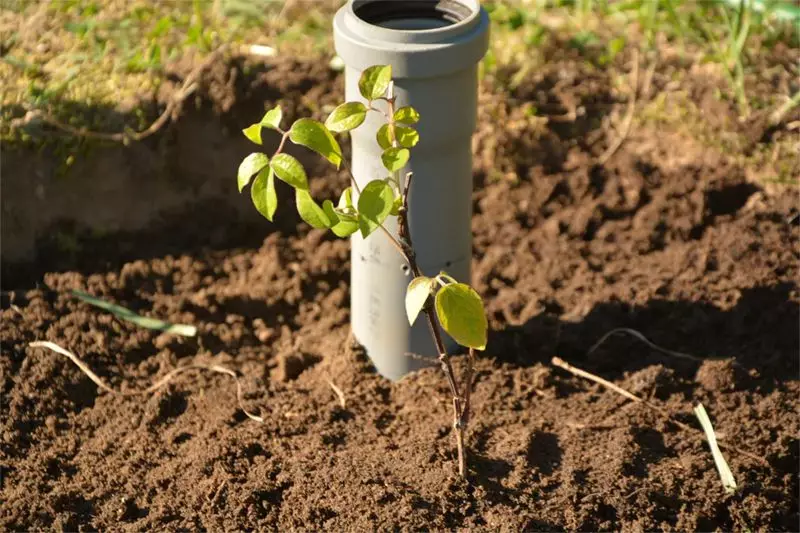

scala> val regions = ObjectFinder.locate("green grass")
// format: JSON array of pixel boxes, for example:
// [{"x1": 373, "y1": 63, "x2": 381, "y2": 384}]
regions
[
  {"x1": 1, "y1": 0, "x2": 339, "y2": 136},
  {"x1": 2, "y1": 0, "x2": 796, "y2": 170}
]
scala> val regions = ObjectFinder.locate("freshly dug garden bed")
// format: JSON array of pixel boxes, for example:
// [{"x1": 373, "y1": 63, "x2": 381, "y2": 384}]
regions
[{"x1": 2, "y1": 51, "x2": 798, "y2": 531}]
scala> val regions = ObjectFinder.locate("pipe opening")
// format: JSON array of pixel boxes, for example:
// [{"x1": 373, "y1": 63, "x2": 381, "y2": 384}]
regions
[{"x1": 353, "y1": 0, "x2": 473, "y2": 31}]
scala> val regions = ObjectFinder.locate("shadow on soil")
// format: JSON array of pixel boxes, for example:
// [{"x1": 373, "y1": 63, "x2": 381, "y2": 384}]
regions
[{"x1": 486, "y1": 282, "x2": 800, "y2": 386}]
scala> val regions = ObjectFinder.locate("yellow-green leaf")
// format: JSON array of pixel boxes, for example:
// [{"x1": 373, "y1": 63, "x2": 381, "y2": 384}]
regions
[
  {"x1": 242, "y1": 124, "x2": 262, "y2": 145},
  {"x1": 325, "y1": 102, "x2": 368, "y2": 133},
  {"x1": 237, "y1": 152, "x2": 269, "y2": 192},
  {"x1": 395, "y1": 126, "x2": 419, "y2": 148},
  {"x1": 394, "y1": 106, "x2": 420, "y2": 125},
  {"x1": 405, "y1": 276, "x2": 434, "y2": 325},
  {"x1": 357, "y1": 179, "x2": 394, "y2": 238},
  {"x1": 296, "y1": 190, "x2": 332, "y2": 229},
  {"x1": 381, "y1": 147, "x2": 410, "y2": 172},
  {"x1": 435, "y1": 282, "x2": 488, "y2": 350},
  {"x1": 376, "y1": 123, "x2": 392, "y2": 150},
  {"x1": 270, "y1": 153, "x2": 308, "y2": 190},
  {"x1": 260, "y1": 105, "x2": 283, "y2": 130},
  {"x1": 289, "y1": 118, "x2": 342, "y2": 168},
  {"x1": 251, "y1": 167, "x2": 277, "y2": 221},
  {"x1": 359, "y1": 65, "x2": 392, "y2": 100}
]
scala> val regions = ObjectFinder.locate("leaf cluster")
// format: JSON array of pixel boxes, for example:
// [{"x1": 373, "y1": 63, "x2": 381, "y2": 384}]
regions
[{"x1": 236, "y1": 64, "x2": 487, "y2": 352}]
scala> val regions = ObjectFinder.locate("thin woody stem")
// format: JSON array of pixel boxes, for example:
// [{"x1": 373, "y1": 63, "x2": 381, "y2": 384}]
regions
[{"x1": 397, "y1": 159, "x2": 468, "y2": 478}]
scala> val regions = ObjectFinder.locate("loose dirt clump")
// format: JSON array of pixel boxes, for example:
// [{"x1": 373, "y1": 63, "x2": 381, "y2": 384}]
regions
[{"x1": 1, "y1": 49, "x2": 798, "y2": 530}]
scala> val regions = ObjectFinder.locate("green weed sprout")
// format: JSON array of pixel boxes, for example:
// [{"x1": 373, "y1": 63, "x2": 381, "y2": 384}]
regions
[{"x1": 236, "y1": 65, "x2": 487, "y2": 478}]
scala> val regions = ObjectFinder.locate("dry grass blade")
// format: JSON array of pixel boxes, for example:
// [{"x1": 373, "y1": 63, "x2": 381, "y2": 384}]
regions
[
  {"x1": 326, "y1": 379, "x2": 346, "y2": 409},
  {"x1": 72, "y1": 290, "x2": 196, "y2": 337},
  {"x1": 694, "y1": 403, "x2": 738, "y2": 494},
  {"x1": 550, "y1": 356, "x2": 766, "y2": 466},
  {"x1": 28, "y1": 341, "x2": 263, "y2": 423}
]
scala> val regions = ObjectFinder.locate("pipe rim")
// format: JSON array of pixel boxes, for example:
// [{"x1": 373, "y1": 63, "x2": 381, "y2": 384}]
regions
[{"x1": 346, "y1": 0, "x2": 481, "y2": 43}]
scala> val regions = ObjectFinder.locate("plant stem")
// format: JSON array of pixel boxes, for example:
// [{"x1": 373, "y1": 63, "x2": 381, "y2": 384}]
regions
[{"x1": 397, "y1": 166, "x2": 469, "y2": 478}]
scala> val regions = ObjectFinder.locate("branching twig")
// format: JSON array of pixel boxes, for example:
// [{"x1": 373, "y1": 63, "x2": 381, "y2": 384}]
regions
[
  {"x1": 28, "y1": 340, "x2": 264, "y2": 422},
  {"x1": 550, "y1": 356, "x2": 767, "y2": 466},
  {"x1": 10, "y1": 45, "x2": 229, "y2": 143}
]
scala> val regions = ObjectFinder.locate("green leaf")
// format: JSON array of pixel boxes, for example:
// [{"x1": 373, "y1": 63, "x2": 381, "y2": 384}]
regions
[
  {"x1": 260, "y1": 105, "x2": 283, "y2": 130},
  {"x1": 395, "y1": 126, "x2": 419, "y2": 148},
  {"x1": 357, "y1": 179, "x2": 395, "y2": 238},
  {"x1": 237, "y1": 152, "x2": 269, "y2": 192},
  {"x1": 72, "y1": 290, "x2": 196, "y2": 336},
  {"x1": 326, "y1": 198, "x2": 358, "y2": 237},
  {"x1": 242, "y1": 124, "x2": 263, "y2": 145},
  {"x1": 325, "y1": 102, "x2": 367, "y2": 133},
  {"x1": 269, "y1": 153, "x2": 308, "y2": 190},
  {"x1": 322, "y1": 199, "x2": 340, "y2": 226},
  {"x1": 358, "y1": 65, "x2": 392, "y2": 100},
  {"x1": 381, "y1": 147, "x2": 410, "y2": 172},
  {"x1": 376, "y1": 124, "x2": 392, "y2": 150},
  {"x1": 337, "y1": 186, "x2": 354, "y2": 211},
  {"x1": 296, "y1": 190, "x2": 332, "y2": 229},
  {"x1": 289, "y1": 118, "x2": 342, "y2": 168},
  {"x1": 394, "y1": 106, "x2": 420, "y2": 125},
  {"x1": 405, "y1": 276, "x2": 435, "y2": 325},
  {"x1": 251, "y1": 167, "x2": 277, "y2": 221},
  {"x1": 434, "y1": 282, "x2": 488, "y2": 350}
]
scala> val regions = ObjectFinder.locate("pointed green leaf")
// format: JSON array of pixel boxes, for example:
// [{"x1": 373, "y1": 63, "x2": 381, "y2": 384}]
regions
[
  {"x1": 71, "y1": 290, "x2": 196, "y2": 336},
  {"x1": 322, "y1": 199, "x2": 340, "y2": 226},
  {"x1": 338, "y1": 186, "x2": 354, "y2": 211},
  {"x1": 405, "y1": 276, "x2": 435, "y2": 325},
  {"x1": 289, "y1": 118, "x2": 342, "y2": 168},
  {"x1": 376, "y1": 124, "x2": 392, "y2": 150},
  {"x1": 269, "y1": 153, "x2": 308, "y2": 190},
  {"x1": 394, "y1": 106, "x2": 420, "y2": 125},
  {"x1": 251, "y1": 167, "x2": 277, "y2": 221},
  {"x1": 296, "y1": 190, "x2": 332, "y2": 229},
  {"x1": 395, "y1": 126, "x2": 419, "y2": 148},
  {"x1": 381, "y1": 147, "x2": 410, "y2": 172},
  {"x1": 260, "y1": 105, "x2": 283, "y2": 130},
  {"x1": 237, "y1": 152, "x2": 269, "y2": 192},
  {"x1": 325, "y1": 102, "x2": 367, "y2": 133},
  {"x1": 358, "y1": 65, "x2": 392, "y2": 100},
  {"x1": 242, "y1": 124, "x2": 263, "y2": 145},
  {"x1": 327, "y1": 197, "x2": 358, "y2": 237},
  {"x1": 357, "y1": 179, "x2": 395, "y2": 238},
  {"x1": 434, "y1": 282, "x2": 488, "y2": 350}
]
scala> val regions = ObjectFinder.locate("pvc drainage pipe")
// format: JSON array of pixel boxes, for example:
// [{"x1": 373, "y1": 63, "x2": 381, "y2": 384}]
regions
[{"x1": 334, "y1": 0, "x2": 489, "y2": 381}]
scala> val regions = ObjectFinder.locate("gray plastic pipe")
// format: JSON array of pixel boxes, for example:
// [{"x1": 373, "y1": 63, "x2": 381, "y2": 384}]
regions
[{"x1": 333, "y1": 0, "x2": 489, "y2": 380}]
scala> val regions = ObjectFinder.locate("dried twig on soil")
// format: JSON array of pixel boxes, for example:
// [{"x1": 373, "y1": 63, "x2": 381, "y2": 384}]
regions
[
  {"x1": 598, "y1": 49, "x2": 640, "y2": 165},
  {"x1": 10, "y1": 45, "x2": 229, "y2": 143},
  {"x1": 550, "y1": 356, "x2": 767, "y2": 466},
  {"x1": 28, "y1": 340, "x2": 264, "y2": 422}
]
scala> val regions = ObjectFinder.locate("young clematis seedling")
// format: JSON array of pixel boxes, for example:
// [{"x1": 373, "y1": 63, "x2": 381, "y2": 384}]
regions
[{"x1": 236, "y1": 65, "x2": 488, "y2": 478}]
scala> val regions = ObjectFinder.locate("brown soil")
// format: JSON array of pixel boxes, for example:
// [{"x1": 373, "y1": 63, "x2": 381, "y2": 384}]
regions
[{"x1": 2, "y1": 48, "x2": 798, "y2": 531}]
